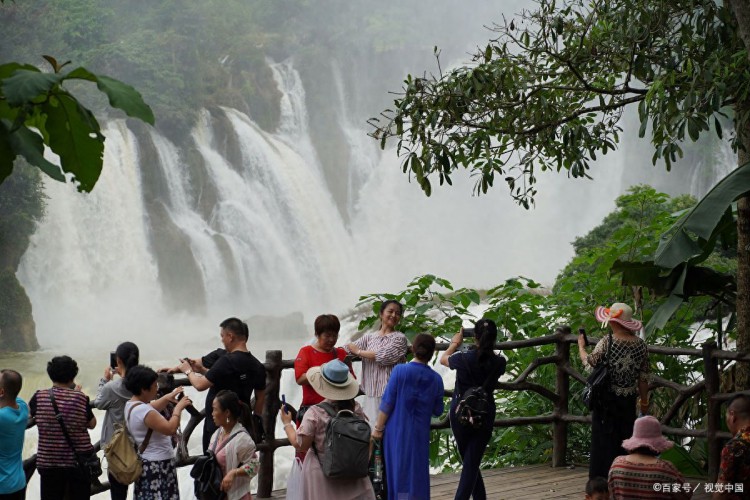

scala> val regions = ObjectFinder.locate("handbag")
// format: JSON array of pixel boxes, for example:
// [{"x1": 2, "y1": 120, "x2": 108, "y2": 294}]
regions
[
  {"x1": 582, "y1": 332, "x2": 613, "y2": 411},
  {"x1": 190, "y1": 430, "x2": 243, "y2": 500},
  {"x1": 47, "y1": 389, "x2": 103, "y2": 484},
  {"x1": 285, "y1": 457, "x2": 304, "y2": 500}
]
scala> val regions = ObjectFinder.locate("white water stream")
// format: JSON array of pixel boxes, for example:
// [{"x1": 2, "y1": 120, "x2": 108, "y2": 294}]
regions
[{"x1": 7, "y1": 55, "x2": 735, "y2": 497}]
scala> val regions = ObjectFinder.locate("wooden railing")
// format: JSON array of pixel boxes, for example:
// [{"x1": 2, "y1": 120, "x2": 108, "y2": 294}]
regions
[{"x1": 22, "y1": 325, "x2": 750, "y2": 498}]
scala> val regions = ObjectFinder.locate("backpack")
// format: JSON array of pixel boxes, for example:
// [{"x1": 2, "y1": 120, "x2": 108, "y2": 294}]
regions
[
  {"x1": 455, "y1": 356, "x2": 502, "y2": 429},
  {"x1": 190, "y1": 431, "x2": 243, "y2": 500},
  {"x1": 312, "y1": 402, "x2": 371, "y2": 480},
  {"x1": 103, "y1": 402, "x2": 152, "y2": 485},
  {"x1": 455, "y1": 386, "x2": 491, "y2": 429}
]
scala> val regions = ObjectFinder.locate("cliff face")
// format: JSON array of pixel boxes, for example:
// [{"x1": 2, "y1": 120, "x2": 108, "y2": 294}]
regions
[
  {"x1": 0, "y1": 164, "x2": 44, "y2": 352},
  {"x1": 0, "y1": 270, "x2": 39, "y2": 352}
]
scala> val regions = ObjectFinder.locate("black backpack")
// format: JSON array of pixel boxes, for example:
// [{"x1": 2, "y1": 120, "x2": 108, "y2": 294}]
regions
[
  {"x1": 191, "y1": 431, "x2": 242, "y2": 500},
  {"x1": 455, "y1": 358, "x2": 502, "y2": 429},
  {"x1": 456, "y1": 386, "x2": 491, "y2": 429},
  {"x1": 312, "y1": 402, "x2": 371, "y2": 479}
]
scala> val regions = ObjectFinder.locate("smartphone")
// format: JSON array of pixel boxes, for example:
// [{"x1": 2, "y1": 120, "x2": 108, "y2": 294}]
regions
[
  {"x1": 463, "y1": 327, "x2": 475, "y2": 338},
  {"x1": 281, "y1": 394, "x2": 288, "y2": 412},
  {"x1": 578, "y1": 327, "x2": 588, "y2": 345},
  {"x1": 109, "y1": 351, "x2": 117, "y2": 370},
  {"x1": 175, "y1": 392, "x2": 184, "y2": 402}
]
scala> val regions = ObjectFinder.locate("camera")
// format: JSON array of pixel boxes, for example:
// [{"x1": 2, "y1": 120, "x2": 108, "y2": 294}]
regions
[
  {"x1": 109, "y1": 351, "x2": 117, "y2": 370},
  {"x1": 463, "y1": 328, "x2": 475, "y2": 338}
]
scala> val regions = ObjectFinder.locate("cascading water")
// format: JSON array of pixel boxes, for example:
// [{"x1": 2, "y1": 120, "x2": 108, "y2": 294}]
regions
[{"x1": 10, "y1": 54, "x2": 739, "y2": 498}]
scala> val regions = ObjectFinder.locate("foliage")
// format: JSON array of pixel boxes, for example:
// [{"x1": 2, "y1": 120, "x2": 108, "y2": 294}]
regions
[
  {"x1": 357, "y1": 187, "x2": 723, "y2": 473},
  {"x1": 0, "y1": 56, "x2": 154, "y2": 190},
  {"x1": 370, "y1": 0, "x2": 746, "y2": 207},
  {"x1": 0, "y1": 0, "x2": 482, "y2": 138},
  {"x1": 611, "y1": 163, "x2": 750, "y2": 336}
]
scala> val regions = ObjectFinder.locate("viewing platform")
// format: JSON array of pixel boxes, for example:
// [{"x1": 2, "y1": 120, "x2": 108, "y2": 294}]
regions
[{"x1": 265, "y1": 463, "x2": 713, "y2": 499}]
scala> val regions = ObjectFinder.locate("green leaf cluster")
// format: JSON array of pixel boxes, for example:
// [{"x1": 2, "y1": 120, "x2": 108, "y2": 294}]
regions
[
  {"x1": 356, "y1": 186, "x2": 729, "y2": 473},
  {"x1": 0, "y1": 57, "x2": 154, "y2": 191},
  {"x1": 371, "y1": 0, "x2": 748, "y2": 208}
]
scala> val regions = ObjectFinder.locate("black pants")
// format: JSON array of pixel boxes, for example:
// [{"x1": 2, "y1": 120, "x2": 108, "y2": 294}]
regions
[
  {"x1": 589, "y1": 393, "x2": 637, "y2": 479},
  {"x1": 449, "y1": 399, "x2": 496, "y2": 500},
  {"x1": 39, "y1": 467, "x2": 90, "y2": 500},
  {"x1": 107, "y1": 472, "x2": 128, "y2": 500},
  {"x1": 0, "y1": 486, "x2": 26, "y2": 500}
]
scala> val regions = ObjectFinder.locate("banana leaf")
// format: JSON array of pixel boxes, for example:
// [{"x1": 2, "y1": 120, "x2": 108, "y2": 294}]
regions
[{"x1": 655, "y1": 161, "x2": 750, "y2": 270}]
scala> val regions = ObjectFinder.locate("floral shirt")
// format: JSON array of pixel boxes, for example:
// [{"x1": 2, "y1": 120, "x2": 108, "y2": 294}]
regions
[{"x1": 717, "y1": 425, "x2": 750, "y2": 499}]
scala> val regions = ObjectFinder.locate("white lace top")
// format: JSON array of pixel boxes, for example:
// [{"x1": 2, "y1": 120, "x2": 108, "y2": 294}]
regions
[{"x1": 586, "y1": 335, "x2": 650, "y2": 396}]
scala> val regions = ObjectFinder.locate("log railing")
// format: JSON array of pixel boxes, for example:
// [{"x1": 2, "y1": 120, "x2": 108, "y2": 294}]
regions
[{"x1": 22, "y1": 326, "x2": 750, "y2": 497}]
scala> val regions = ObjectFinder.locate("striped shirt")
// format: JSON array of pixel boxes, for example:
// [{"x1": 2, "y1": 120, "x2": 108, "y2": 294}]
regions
[
  {"x1": 608, "y1": 455, "x2": 691, "y2": 499},
  {"x1": 348, "y1": 331, "x2": 408, "y2": 398},
  {"x1": 29, "y1": 387, "x2": 95, "y2": 469}
]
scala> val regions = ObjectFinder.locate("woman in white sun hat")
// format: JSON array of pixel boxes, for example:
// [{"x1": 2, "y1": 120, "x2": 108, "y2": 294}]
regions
[
  {"x1": 577, "y1": 302, "x2": 651, "y2": 479},
  {"x1": 279, "y1": 360, "x2": 375, "y2": 500}
]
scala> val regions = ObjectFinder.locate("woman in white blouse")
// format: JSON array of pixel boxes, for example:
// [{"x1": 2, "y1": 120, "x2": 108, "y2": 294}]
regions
[
  {"x1": 346, "y1": 300, "x2": 408, "y2": 425},
  {"x1": 209, "y1": 390, "x2": 259, "y2": 500},
  {"x1": 124, "y1": 365, "x2": 192, "y2": 500}
]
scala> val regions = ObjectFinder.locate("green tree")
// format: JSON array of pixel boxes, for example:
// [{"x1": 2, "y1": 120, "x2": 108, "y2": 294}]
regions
[
  {"x1": 372, "y1": 0, "x2": 750, "y2": 389},
  {"x1": 357, "y1": 187, "x2": 720, "y2": 472}
]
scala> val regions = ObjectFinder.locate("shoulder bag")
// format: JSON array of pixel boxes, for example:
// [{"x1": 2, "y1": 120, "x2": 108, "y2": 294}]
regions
[
  {"x1": 582, "y1": 332, "x2": 613, "y2": 411},
  {"x1": 48, "y1": 388, "x2": 103, "y2": 485}
]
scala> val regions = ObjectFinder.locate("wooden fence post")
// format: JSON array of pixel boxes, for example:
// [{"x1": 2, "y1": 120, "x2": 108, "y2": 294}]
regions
[
  {"x1": 702, "y1": 341, "x2": 721, "y2": 481},
  {"x1": 257, "y1": 350, "x2": 282, "y2": 498},
  {"x1": 552, "y1": 325, "x2": 571, "y2": 467}
]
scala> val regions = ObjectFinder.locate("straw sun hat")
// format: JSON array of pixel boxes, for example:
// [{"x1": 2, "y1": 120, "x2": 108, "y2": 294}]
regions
[
  {"x1": 306, "y1": 359, "x2": 359, "y2": 401},
  {"x1": 621, "y1": 416, "x2": 674, "y2": 454},
  {"x1": 594, "y1": 302, "x2": 643, "y2": 332}
]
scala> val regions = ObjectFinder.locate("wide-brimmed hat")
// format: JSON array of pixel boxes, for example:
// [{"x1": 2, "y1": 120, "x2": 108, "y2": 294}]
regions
[
  {"x1": 306, "y1": 360, "x2": 359, "y2": 401},
  {"x1": 621, "y1": 416, "x2": 673, "y2": 453},
  {"x1": 594, "y1": 302, "x2": 643, "y2": 332}
]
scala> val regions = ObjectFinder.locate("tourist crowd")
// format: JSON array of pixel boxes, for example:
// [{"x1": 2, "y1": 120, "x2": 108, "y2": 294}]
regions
[{"x1": 0, "y1": 302, "x2": 748, "y2": 500}]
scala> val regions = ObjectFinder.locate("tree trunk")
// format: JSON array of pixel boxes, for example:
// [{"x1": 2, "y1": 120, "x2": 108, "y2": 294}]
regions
[
  {"x1": 735, "y1": 121, "x2": 750, "y2": 391},
  {"x1": 730, "y1": 0, "x2": 750, "y2": 391}
]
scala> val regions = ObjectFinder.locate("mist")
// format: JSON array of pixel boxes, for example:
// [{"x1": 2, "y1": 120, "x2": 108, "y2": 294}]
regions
[{"x1": 1, "y1": 0, "x2": 731, "y2": 347}]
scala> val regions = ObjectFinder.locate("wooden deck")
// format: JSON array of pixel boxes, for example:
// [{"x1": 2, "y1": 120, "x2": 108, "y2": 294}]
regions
[{"x1": 264, "y1": 463, "x2": 713, "y2": 499}]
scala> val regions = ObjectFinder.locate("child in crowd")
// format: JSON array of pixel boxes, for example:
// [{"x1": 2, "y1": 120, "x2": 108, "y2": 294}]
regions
[{"x1": 585, "y1": 476, "x2": 609, "y2": 500}]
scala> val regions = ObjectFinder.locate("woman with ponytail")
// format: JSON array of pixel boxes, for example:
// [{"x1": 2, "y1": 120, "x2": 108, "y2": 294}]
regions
[
  {"x1": 440, "y1": 319, "x2": 506, "y2": 500},
  {"x1": 210, "y1": 390, "x2": 259, "y2": 500},
  {"x1": 93, "y1": 341, "x2": 139, "y2": 500}
]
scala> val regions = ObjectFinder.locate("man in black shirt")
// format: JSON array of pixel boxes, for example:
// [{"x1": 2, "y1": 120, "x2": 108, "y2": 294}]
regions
[{"x1": 176, "y1": 318, "x2": 266, "y2": 451}]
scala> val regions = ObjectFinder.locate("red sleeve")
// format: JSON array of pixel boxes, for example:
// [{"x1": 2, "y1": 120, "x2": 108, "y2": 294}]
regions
[{"x1": 294, "y1": 346, "x2": 311, "y2": 381}]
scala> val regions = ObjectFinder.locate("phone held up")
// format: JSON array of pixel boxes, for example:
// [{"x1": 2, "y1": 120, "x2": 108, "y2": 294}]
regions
[
  {"x1": 578, "y1": 327, "x2": 588, "y2": 345},
  {"x1": 281, "y1": 394, "x2": 288, "y2": 413},
  {"x1": 462, "y1": 327, "x2": 475, "y2": 338},
  {"x1": 109, "y1": 351, "x2": 117, "y2": 370}
]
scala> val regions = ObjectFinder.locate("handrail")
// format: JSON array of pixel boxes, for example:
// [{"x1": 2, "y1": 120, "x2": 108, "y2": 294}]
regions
[{"x1": 21, "y1": 326, "x2": 750, "y2": 497}]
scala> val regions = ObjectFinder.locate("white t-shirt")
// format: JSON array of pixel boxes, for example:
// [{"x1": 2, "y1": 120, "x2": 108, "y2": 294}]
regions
[{"x1": 124, "y1": 401, "x2": 175, "y2": 462}]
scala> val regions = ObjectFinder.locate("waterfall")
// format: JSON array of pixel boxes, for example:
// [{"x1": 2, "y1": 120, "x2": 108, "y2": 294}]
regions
[
  {"x1": 17, "y1": 122, "x2": 166, "y2": 349},
  {"x1": 18, "y1": 58, "x2": 729, "y2": 351},
  {"x1": 18, "y1": 60, "x2": 360, "y2": 348}
]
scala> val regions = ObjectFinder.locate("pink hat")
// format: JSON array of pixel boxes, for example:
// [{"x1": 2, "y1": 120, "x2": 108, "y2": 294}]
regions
[
  {"x1": 594, "y1": 302, "x2": 643, "y2": 332},
  {"x1": 621, "y1": 416, "x2": 673, "y2": 453}
]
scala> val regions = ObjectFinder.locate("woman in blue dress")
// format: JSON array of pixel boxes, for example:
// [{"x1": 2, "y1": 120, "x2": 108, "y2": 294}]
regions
[
  {"x1": 440, "y1": 319, "x2": 506, "y2": 500},
  {"x1": 371, "y1": 333, "x2": 444, "y2": 500}
]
